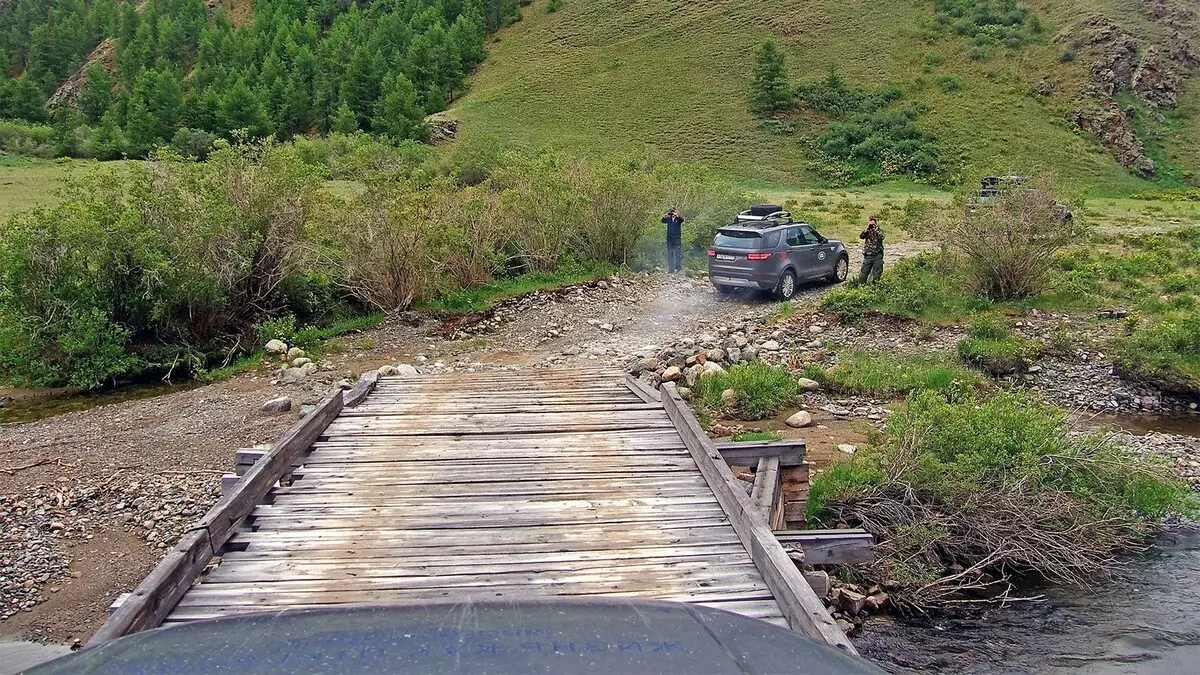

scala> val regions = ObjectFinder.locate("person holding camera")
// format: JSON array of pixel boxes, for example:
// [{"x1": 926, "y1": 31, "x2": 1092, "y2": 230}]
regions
[
  {"x1": 661, "y1": 207, "x2": 685, "y2": 273},
  {"x1": 858, "y1": 216, "x2": 884, "y2": 284}
]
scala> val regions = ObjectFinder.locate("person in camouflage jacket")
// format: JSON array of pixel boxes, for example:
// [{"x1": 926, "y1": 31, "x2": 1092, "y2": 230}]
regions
[{"x1": 858, "y1": 217, "x2": 884, "y2": 284}]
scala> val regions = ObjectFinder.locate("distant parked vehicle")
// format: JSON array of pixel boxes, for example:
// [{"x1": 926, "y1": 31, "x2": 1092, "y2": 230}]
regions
[
  {"x1": 971, "y1": 176, "x2": 1073, "y2": 222},
  {"x1": 707, "y1": 205, "x2": 849, "y2": 300}
]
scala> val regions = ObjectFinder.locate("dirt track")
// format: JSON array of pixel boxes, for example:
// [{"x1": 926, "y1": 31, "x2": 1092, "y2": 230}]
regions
[{"x1": 0, "y1": 245, "x2": 925, "y2": 645}]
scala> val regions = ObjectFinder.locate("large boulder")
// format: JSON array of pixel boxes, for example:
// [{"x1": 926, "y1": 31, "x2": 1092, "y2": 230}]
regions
[
  {"x1": 785, "y1": 410, "x2": 813, "y2": 428},
  {"x1": 290, "y1": 357, "x2": 312, "y2": 368},
  {"x1": 286, "y1": 347, "x2": 306, "y2": 361},
  {"x1": 661, "y1": 366, "x2": 683, "y2": 383},
  {"x1": 265, "y1": 339, "x2": 288, "y2": 355},
  {"x1": 395, "y1": 364, "x2": 419, "y2": 376},
  {"x1": 797, "y1": 377, "x2": 821, "y2": 392}
]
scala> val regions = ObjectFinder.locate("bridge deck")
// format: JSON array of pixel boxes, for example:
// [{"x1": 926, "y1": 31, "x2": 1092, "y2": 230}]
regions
[{"x1": 166, "y1": 370, "x2": 787, "y2": 626}]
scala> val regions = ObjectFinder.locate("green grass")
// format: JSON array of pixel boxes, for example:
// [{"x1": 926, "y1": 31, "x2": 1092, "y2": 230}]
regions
[
  {"x1": 293, "y1": 313, "x2": 386, "y2": 347},
  {"x1": 453, "y1": 0, "x2": 1187, "y2": 190},
  {"x1": 811, "y1": 350, "x2": 985, "y2": 398},
  {"x1": 0, "y1": 157, "x2": 137, "y2": 221},
  {"x1": 418, "y1": 262, "x2": 616, "y2": 314},
  {"x1": 732, "y1": 430, "x2": 784, "y2": 442},
  {"x1": 694, "y1": 362, "x2": 800, "y2": 420},
  {"x1": 956, "y1": 316, "x2": 1041, "y2": 375}
]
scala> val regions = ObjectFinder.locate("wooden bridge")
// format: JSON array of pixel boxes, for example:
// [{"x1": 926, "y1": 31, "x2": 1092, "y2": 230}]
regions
[{"x1": 91, "y1": 369, "x2": 868, "y2": 655}]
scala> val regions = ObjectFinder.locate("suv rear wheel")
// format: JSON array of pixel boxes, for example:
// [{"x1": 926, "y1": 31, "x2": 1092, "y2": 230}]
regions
[
  {"x1": 829, "y1": 255, "x2": 849, "y2": 284},
  {"x1": 775, "y1": 269, "x2": 797, "y2": 300}
]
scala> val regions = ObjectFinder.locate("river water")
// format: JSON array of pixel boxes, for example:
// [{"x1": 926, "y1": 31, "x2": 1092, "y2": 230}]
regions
[{"x1": 857, "y1": 526, "x2": 1200, "y2": 674}]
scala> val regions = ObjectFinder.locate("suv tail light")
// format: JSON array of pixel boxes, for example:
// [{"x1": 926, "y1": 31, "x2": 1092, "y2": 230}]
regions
[
  {"x1": 707, "y1": 249, "x2": 716, "y2": 256},
  {"x1": 747, "y1": 252, "x2": 772, "y2": 261}
]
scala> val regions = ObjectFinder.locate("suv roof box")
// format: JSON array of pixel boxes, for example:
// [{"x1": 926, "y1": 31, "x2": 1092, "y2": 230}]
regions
[{"x1": 744, "y1": 204, "x2": 784, "y2": 217}]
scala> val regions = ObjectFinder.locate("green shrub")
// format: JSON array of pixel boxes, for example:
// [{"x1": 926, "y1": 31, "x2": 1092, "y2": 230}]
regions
[
  {"x1": 935, "y1": 75, "x2": 964, "y2": 93},
  {"x1": 821, "y1": 252, "x2": 987, "y2": 321},
  {"x1": 256, "y1": 315, "x2": 298, "y2": 345},
  {"x1": 808, "y1": 389, "x2": 1193, "y2": 605},
  {"x1": 694, "y1": 362, "x2": 801, "y2": 420},
  {"x1": 1113, "y1": 312, "x2": 1200, "y2": 394},
  {"x1": 956, "y1": 316, "x2": 1040, "y2": 375},
  {"x1": 817, "y1": 350, "x2": 984, "y2": 397}
]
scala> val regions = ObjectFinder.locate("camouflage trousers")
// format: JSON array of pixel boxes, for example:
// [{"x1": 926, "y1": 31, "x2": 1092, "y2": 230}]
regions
[{"x1": 858, "y1": 254, "x2": 883, "y2": 284}]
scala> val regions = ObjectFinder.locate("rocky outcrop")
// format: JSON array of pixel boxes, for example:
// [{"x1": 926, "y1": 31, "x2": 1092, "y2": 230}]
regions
[
  {"x1": 1059, "y1": 6, "x2": 1198, "y2": 177},
  {"x1": 425, "y1": 114, "x2": 459, "y2": 145},
  {"x1": 45, "y1": 38, "x2": 117, "y2": 112},
  {"x1": 1132, "y1": 47, "x2": 1184, "y2": 107},
  {"x1": 1070, "y1": 103, "x2": 1157, "y2": 178}
]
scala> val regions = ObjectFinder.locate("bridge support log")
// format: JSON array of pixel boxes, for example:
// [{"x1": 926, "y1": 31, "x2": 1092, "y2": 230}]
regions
[{"x1": 660, "y1": 383, "x2": 857, "y2": 654}]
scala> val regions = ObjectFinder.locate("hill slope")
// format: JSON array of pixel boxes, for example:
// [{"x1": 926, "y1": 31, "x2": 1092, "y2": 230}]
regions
[{"x1": 452, "y1": 0, "x2": 1199, "y2": 191}]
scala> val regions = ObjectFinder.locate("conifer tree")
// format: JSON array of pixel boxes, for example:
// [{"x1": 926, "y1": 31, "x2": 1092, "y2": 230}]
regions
[
  {"x1": 372, "y1": 73, "x2": 426, "y2": 140},
  {"x1": 751, "y1": 39, "x2": 793, "y2": 114}
]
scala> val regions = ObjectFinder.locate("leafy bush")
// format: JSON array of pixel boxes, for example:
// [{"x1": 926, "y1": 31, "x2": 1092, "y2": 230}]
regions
[
  {"x1": 931, "y1": 0, "x2": 1041, "y2": 50},
  {"x1": 935, "y1": 75, "x2": 963, "y2": 93},
  {"x1": 821, "y1": 252, "x2": 987, "y2": 321},
  {"x1": 814, "y1": 350, "x2": 984, "y2": 398},
  {"x1": 694, "y1": 362, "x2": 801, "y2": 420},
  {"x1": 957, "y1": 316, "x2": 1040, "y2": 375},
  {"x1": 794, "y1": 75, "x2": 944, "y2": 182},
  {"x1": 808, "y1": 389, "x2": 1193, "y2": 607},
  {"x1": 947, "y1": 176, "x2": 1087, "y2": 300},
  {"x1": 1113, "y1": 312, "x2": 1200, "y2": 395},
  {"x1": 0, "y1": 141, "x2": 331, "y2": 388}
]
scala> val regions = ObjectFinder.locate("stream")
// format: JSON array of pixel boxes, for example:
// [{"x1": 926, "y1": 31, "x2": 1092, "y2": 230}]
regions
[
  {"x1": 857, "y1": 526, "x2": 1200, "y2": 674},
  {"x1": 0, "y1": 381, "x2": 201, "y2": 426}
]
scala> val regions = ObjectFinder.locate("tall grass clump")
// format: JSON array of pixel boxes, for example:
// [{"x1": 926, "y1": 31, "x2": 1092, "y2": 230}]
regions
[
  {"x1": 820, "y1": 253, "x2": 987, "y2": 321},
  {"x1": 814, "y1": 350, "x2": 985, "y2": 398},
  {"x1": 1113, "y1": 312, "x2": 1200, "y2": 395},
  {"x1": 693, "y1": 362, "x2": 800, "y2": 420},
  {"x1": 808, "y1": 390, "x2": 1194, "y2": 609},
  {"x1": 957, "y1": 315, "x2": 1041, "y2": 375}
]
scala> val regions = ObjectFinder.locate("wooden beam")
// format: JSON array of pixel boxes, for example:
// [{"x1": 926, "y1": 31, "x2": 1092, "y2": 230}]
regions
[
  {"x1": 88, "y1": 391, "x2": 347, "y2": 647},
  {"x1": 750, "y1": 457, "x2": 781, "y2": 527},
  {"x1": 774, "y1": 529, "x2": 875, "y2": 565},
  {"x1": 715, "y1": 440, "x2": 806, "y2": 468},
  {"x1": 659, "y1": 383, "x2": 856, "y2": 654},
  {"x1": 86, "y1": 529, "x2": 212, "y2": 646},
  {"x1": 196, "y1": 392, "x2": 344, "y2": 552},
  {"x1": 342, "y1": 371, "x2": 379, "y2": 408},
  {"x1": 623, "y1": 375, "x2": 661, "y2": 403}
]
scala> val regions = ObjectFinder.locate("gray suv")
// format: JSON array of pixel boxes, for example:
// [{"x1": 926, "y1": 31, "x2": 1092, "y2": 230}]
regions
[{"x1": 707, "y1": 206, "x2": 849, "y2": 300}]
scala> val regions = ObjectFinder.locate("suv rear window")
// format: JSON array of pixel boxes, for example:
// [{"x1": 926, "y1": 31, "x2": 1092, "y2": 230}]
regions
[{"x1": 714, "y1": 230, "x2": 762, "y2": 249}]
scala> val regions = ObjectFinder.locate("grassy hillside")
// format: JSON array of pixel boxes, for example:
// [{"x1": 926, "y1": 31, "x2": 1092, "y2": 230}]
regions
[{"x1": 452, "y1": 0, "x2": 1198, "y2": 192}]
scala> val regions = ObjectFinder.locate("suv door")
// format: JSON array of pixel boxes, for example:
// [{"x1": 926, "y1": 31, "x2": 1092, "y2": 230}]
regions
[
  {"x1": 786, "y1": 226, "x2": 821, "y2": 279},
  {"x1": 803, "y1": 225, "x2": 839, "y2": 276}
]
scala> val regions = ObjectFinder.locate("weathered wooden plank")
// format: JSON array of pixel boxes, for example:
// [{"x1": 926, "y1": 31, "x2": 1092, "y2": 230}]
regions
[
  {"x1": 175, "y1": 572, "x2": 773, "y2": 605},
  {"x1": 715, "y1": 440, "x2": 807, "y2": 468},
  {"x1": 193, "y1": 392, "x2": 344, "y2": 552},
  {"x1": 341, "y1": 371, "x2": 379, "y2": 408},
  {"x1": 658, "y1": 383, "x2": 856, "y2": 654},
  {"x1": 624, "y1": 375, "x2": 662, "y2": 403},
  {"x1": 203, "y1": 552, "x2": 763, "y2": 583},
  {"x1": 751, "y1": 457, "x2": 781, "y2": 526},
  {"x1": 774, "y1": 529, "x2": 875, "y2": 565},
  {"x1": 86, "y1": 529, "x2": 212, "y2": 647},
  {"x1": 246, "y1": 510, "x2": 731, "y2": 531}
]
